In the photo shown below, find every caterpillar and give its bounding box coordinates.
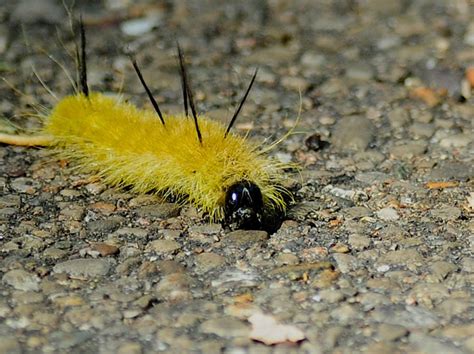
[0,20,294,231]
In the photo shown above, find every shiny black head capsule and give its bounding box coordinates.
[224,180,264,229]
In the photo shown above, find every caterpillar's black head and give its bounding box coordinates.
[225,180,264,230]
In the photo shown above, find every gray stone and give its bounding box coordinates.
[0,195,21,208]
[300,52,326,68]
[358,292,391,311]
[439,133,472,149]
[377,35,402,50]
[461,257,474,273]
[320,78,348,96]
[275,253,299,266]
[22,236,45,253]
[243,45,298,66]
[43,247,68,260]
[146,239,181,254]
[318,289,345,303]
[60,205,84,220]
[436,299,470,318]
[121,15,162,37]
[155,273,191,302]
[376,207,400,221]
[348,234,371,250]
[114,227,149,238]
[371,306,439,329]
[344,206,372,219]
[0,336,21,354]
[157,260,186,275]
[53,259,112,277]
[429,161,473,181]
[355,172,389,185]
[409,123,435,139]
[411,110,433,123]
[431,206,461,221]
[2,269,40,291]
[12,291,44,304]
[416,65,464,97]
[427,261,457,282]
[49,331,94,350]
[345,62,374,81]
[211,269,259,289]
[225,230,268,246]
[409,282,450,306]
[378,323,408,341]
[10,177,40,194]
[1,240,19,252]
[84,183,106,195]
[465,21,474,46]
[378,249,424,267]
[354,150,386,165]
[117,341,142,354]
[364,342,398,354]
[333,253,359,273]
[359,0,404,15]
[330,304,360,324]
[410,332,464,354]
[87,217,124,233]
[465,337,474,352]
[188,224,222,236]
[0,208,17,220]
[331,115,374,152]
[388,107,410,128]
[288,201,323,220]
[194,252,225,272]
[11,0,64,24]
[390,141,427,159]
[323,326,344,349]
[136,203,181,219]
[200,317,249,338]
[281,76,310,91]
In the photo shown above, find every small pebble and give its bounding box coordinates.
[2,269,40,291]
[376,207,400,221]
[146,240,181,254]
[121,15,162,37]
[200,317,249,338]
[53,259,112,277]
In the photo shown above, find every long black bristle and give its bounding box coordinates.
[131,57,165,125]
[177,44,189,117]
[79,15,89,97]
[224,68,258,138]
[177,44,202,144]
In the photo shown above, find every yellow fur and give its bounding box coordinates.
[42,92,290,221]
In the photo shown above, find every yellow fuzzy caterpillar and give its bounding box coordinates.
[0,21,294,230]
[47,93,289,222]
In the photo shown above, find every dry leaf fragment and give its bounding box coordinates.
[425,181,459,189]
[466,67,474,88]
[329,219,342,228]
[410,87,446,107]
[249,313,306,345]
[90,202,116,214]
[90,242,120,256]
[234,293,254,303]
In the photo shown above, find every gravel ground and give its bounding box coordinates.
[0,1,473,353]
